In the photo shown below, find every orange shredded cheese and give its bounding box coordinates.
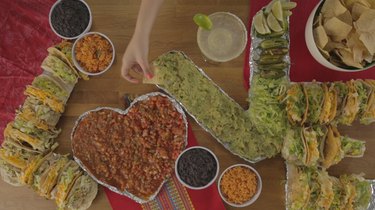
[75,34,113,73]
[220,166,258,204]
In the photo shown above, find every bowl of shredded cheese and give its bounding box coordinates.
[218,164,262,207]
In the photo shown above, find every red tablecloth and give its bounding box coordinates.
[0,0,60,144]
[244,0,375,90]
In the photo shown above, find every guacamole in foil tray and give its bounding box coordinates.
[152,51,279,160]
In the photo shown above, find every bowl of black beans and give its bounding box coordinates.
[175,146,219,190]
[49,0,92,40]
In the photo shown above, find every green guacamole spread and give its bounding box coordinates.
[153,51,280,160]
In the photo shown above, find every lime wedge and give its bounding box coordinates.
[193,14,213,30]
[254,12,268,34]
[272,0,284,22]
[267,13,283,32]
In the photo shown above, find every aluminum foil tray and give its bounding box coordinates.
[70,92,188,203]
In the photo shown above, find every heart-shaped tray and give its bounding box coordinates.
[71,92,188,203]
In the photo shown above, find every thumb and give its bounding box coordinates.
[139,61,153,79]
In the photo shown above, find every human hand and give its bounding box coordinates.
[121,36,153,83]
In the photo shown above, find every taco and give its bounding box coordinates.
[21,153,51,185]
[341,136,366,157]
[20,97,61,127]
[354,80,372,117]
[286,164,311,210]
[302,127,320,167]
[306,169,334,210]
[282,127,307,166]
[32,154,69,198]
[303,82,324,124]
[4,122,57,153]
[0,157,23,187]
[58,174,98,210]
[332,81,349,122]
[287,83,308,125]
[360,79,375,125]
[24,85,65,113]
[320,125,344,169]
[320,83,338,124]
[339,80,360,125]
[348,174,372,210]
[52,161,83,207]
[0,139,38,169]
[13,117,60,141]
[41,55,78,85]
[329,176,346,209]
[32,74,69,102]
[47,40,89,80]
[339,175,358,210]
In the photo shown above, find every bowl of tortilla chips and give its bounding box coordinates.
[305,0,375,72]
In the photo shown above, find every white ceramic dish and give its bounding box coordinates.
[305,0,375,72]
[175,146,219,190]
[49,0,92,40]
[72,32,115,76]
[218,164,262,208]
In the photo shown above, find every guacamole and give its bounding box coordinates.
[153,51,279,160]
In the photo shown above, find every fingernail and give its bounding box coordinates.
[146,73,154,79]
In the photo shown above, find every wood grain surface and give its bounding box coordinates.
[1,0,375,210]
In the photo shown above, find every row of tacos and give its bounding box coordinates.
[286,164,372,210]
[286,80,375,126]
[0,41,97,210]
[282,124,365,169]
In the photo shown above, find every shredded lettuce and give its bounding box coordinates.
[341,136,366,157]
[248,74,288,137]
[32,76,68,100]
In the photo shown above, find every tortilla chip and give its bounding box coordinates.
[314,26,329,49]
[359,33,375,55]
[324,17,353,41]
[352,3,370,20]
[355,9,375,33]
[318,47,330,59]
[338,10,353,26]
[324,39,346,52]
[142,67,160,84]
[343,0,371,9]
[336,48,364,68]
[313,14,323,28]
[321,0,348,19]
[347,30,368,63]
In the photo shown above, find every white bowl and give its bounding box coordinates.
[305,0,375,72]
[72,32,115,76]
[218,164,262,208]
[175,146,219,190]
[49,0,92,40]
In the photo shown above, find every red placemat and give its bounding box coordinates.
[243,0,375,90]
[0,0,60,144]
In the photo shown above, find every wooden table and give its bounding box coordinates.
[1,0,375,209]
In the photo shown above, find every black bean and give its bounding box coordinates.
[51,0,90,37]
[177,148,217,187]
